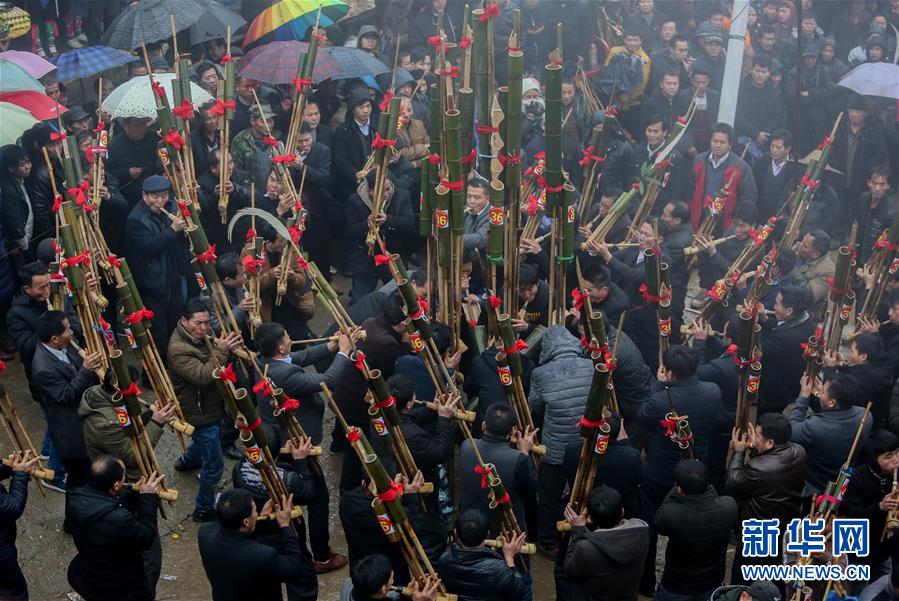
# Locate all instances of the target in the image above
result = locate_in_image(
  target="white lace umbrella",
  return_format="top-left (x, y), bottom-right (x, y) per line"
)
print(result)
top-left (102, 73), bottom-right (214, 120)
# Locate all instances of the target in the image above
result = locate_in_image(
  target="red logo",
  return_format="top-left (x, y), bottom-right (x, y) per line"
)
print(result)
top-left (244, 444), bottom-right (263, 464)
top-left (891, 258), bottom-right (899, 275)
top-left (434, 209), bottom-right (449, 229)
top-left (497, 365), bottom-right (512, 386)
top-left (99, 130), bottom-right (109, 147)
top-left (594, 433), bottom-right (609, 455)
top-left (377, 513), bottom-right (395, 535)
top-left (371, 416), bottom-right (388, 436)
top-left (839, 304), bottom-right (852, 321)
top-left (195, 273), bottom-right (207, 290)
top-left (410, 331), bottom-right (424, 352)
top-left (114, 406), bottom-right (131, 428)
top-left (747, 374), bottom-right (760, 394)
top-left (659, 317), bottom-right (671, 337)
top-left (489, 207), bottom-right (504, 226)
top-left (158, 148), bottom-right (170, 166)
top-left (567, 205), bottom-right (576, 223)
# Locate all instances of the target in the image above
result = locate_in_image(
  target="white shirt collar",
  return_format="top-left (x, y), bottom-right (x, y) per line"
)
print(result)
top-left (709, 153), bottom-right (728, 169)
top-left (42, 343), bottom-right (70, 364)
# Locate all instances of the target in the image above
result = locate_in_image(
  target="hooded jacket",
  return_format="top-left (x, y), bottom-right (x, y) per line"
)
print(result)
top-left (529, 326), bottom-right (596, 465)
top-left (437, 545), bottom-right (528, 601)
top-left (563, 518), bottom-right (649, 601)
top-left (66, 486), bottom-right (158, 601)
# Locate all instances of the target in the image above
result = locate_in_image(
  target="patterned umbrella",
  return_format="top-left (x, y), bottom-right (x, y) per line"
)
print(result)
top-left (0, 91), bottom-right (67, 120)
top-left (243, 0), bottom-right (349, 48)
top-left (0, 50), bottom-right (56, 78)
top-left (0, 60), bottom-right (44, 93)
top-left (102, 0), bottom-right (207, 50)
top-left (238, 42), bottom-right (387, 84)
top-left (0, 104), bottom-right (38, 145)
top-left (102, 73), bottom-right (213, 119)
top-left (54, 46), bottom-right (137, 81)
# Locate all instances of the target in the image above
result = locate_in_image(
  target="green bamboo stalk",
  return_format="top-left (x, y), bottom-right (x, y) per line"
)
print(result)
top-left (472, 8), bottom-right (490, 179)
top-left (559, 183), bottom-right (576, 261)
top-left (487, 180), bottom-right (505, 262)
top-left (445, 109), bottom-right (464, 234)
top-left (542, 61), bottom-right (563, 211)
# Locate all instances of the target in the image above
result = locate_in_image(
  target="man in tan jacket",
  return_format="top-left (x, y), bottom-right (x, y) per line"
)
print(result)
top-left (794, 229), bottom-right (835, 321)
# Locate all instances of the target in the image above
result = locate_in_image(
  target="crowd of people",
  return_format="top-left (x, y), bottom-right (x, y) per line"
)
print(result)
top-left (0, 0), bottom-right (898, 600)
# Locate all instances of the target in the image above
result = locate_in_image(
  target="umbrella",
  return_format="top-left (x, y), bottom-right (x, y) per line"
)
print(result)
top-left (102, 73), bottom-right (213, 119)
top-left (0, 91), bottom-right (68, 121)
top-left (0, 60), bottom-right (44, 93)
top-left (243, 0), bottom-right (349, 48)
top-left (238, 42), bottom-right (388, 84)
top-left (54, 46), bottom-right (137, 81)
top-left (0, 104), bottom-right (39, 145)
top-left (102, 0), bottom-right (207, 50)
top-left (189, 1), bottom-right (246, 46)
top-left (0, 50), bottom-right (56, 78)
top-left (838, 63), bottom-right (899, 100)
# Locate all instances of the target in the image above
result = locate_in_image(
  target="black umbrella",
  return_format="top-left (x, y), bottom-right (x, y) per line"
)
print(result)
top-left (189, 1), bottom-right (246, 46)
top-left (102, 0), bottom-right (207, 50)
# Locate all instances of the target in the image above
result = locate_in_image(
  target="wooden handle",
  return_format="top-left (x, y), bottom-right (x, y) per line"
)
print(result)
top-left (1, 460), bottom-right (54, 481)
top-left (129, 483), bottom-right (178, 501)
top-left (278, 446), bottom-right (323, 457)
top-left (484, 539), bottom-right (536, 554)
top-left (556, 520), bottom-right (573, 532)
top-left (414, 481), bottom-right (435, 494)
top-left (256, 505), bottom-right (303, 521)
top-left (508, 437), bottom-right (546, 455)
top-left (172, 419), bottom-right (195, 436)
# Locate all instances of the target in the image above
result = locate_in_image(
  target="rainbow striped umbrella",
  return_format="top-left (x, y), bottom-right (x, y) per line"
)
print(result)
top-left (243, 0), bottom-right (349, 48)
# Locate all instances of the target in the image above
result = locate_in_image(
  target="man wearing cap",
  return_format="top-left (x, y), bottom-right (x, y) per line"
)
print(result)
top-left (783, 40), bottom-right (835, 154)
top-left (693, 31), bottom-right (726, 93)
top-left (831, 94), bottom-right (889, 215)
top-left (125, 175), bottom-right (190, 358)
top-left (149, 57), bottom-right (171, 74)
top-left (62, 106), bottom-right (92, 137)
top-left (332, 88), bottom-right (375, 213)
top-left (231, 103), bottom-right (279, 190)
top-left (106, 117), bottom-right (162, 207)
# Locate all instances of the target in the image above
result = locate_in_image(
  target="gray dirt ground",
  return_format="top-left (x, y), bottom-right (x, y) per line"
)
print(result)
top-left (9, 272), bottom-right (690, 600)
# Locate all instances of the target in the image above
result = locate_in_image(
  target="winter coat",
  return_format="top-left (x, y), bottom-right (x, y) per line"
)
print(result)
top-left (790, 394), bottom-right (873, 496)
top-left (830, 120), bottom-right (890, 199)
top-left (563, 439), bottom-right (644, 518)
top-left (6, 292), bottom-right (81, 383)
top-left (759, 312), bottom-right (817, 413)
top-left (841, 461), bottom-right (894, 568)
top-left (824, 361), bottom-right (895, 427)
top-left (259, 344), bottom-right (349, 445)
top-left (734, 77), bottom-right (782, 141)
top-left (563, 518), bottom-right (649, 601)
top-left (463, 349), bottom-right (533, 428)
top-left (795, 253), bottom-right (836, 321)
top-left (125, 199), bottom-right (191, 299)
top-left (331, 118), bottom-right (374, 206)
top-left (79, 385), bottom-right (164, 480)
top-left (167, 322), bottom-right (230, 428)
top-left (600, 325), bottom-right (652, 421)
top-left (726, 443), bottom-right (807, 527)
top-left (196, 167), bottom-right (251, 255)
top-left (105, 131), bottom-right (162, 207)
top-left (32, 344), bottom-right (98, 460)
top-left (690, 151), bottom-right (759, 230)
top-left (529, 326), bottom-right (596, 465)
top-left (23, 154), bottom-right (62, 246)
top-left (637, 377), bottom-right (727, 503)
top-left (854, 192), bottom-right (896, 264)
top-left (0, 174), bottom-right (34, 250)
top-left (693, 337), bottom-right (739, 417)
top-left (463, 207), bottom-right (489, 254)
top-left (0, 468), bottom-right (28, 565)
top-left (346, 181), bottom-right (415, 278)
top-left (655, 487), bottom-right (738, 593)
top-left (629, 143), bottom-right (690, 207)
top-left (438, 545), bottom-right (528, 601)
top-left (66, 486), bottom-right (158, 601)
top-left (198, 522), bottom-right (309, 601)
top-left (783, 63), bottom-right (835, 154)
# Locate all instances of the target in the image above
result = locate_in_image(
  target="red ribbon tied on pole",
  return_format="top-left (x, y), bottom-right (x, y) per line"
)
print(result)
top-left (172, 99), bottom-right (194, 119)
top-left (427, 153), bottom-right (441, 165)
top-left (377, 480), bottom-right (404, 503)
top-left (579, 416), bottom-right (605, 428)
top-left (476, 124), bottom-right (498, 135)
top-left (162, 129), bottom-right (185, 150)
top-left (426, 35), bottom-right (445, 52)
top-left (378, 89), bottom-right (393, 112)
top-left (238, 417), bottom-right (263, 432)
top-left (354, 352), bottom-right (367, 371)
top-left (375, 396), bottom-right (395, 410)
top-left (800, 174), bottom-right (818, 190)
top-left (440, 178), bottom-right (464, 191)
top-left (150, 80), bottom-right (166, 99)
top-left (479, 2), bottom-right (500, 20)
top-left (253, 379), bottom-right (273, 397)
top-left (571, 287), bottom-right (586, 310)
top-left (272, 153), bottom-right (297, 164)
top-left (50, 131), bottom-right (66, 141)
top-left (638, 283), bottom-right (670, 303)
top-left (489, 294), bottom-right (502, 309)
top-left (125, 308), bottom-right (154, 324)
top-left (220, 54), bottom-right (232, 65)
top-left (438, 65), bottom-right (459, 79)
top-left (660, 418), bottom-right (677, 437)
top-left (459, 36), bottom-right (472, 49)
top-left (474, 465), bottom-right (492, 489)
top-left (281, 396), bottom-right (300, 412)
top-left (107, 254), bottom-right (121, 268)
top-left (52, 194), bottom-right (63, 212)
top-left (219, 363), bottom-right (238, 383)
top-left (195, 243), bottom-right (217, 264)
top-left (346, 428), bottom-right (361, 443)
top-left (503, 339), bottom-right (529, 354)
top-left (498, 152), bottom-right (520, 166)
top-left (295, 256), bottom-right (310, 271)
top-left (262, 136), bottom-right (279, 149)
top-left (119, 382), bottom-right (141, 397)
top-left (374, 254), bottom-right (391, 266)
top-left (371, 133), bottom-right (396, 150)
top-left (526, 194), bottom-right (539, 216)
top-left (460, 148), bottom-right (478, 165)
top-left (61, 250), bottom-right (91, 268)
top-left (177, 200), bottom-right (191, 219)
top-left (293, 77), bottom-right (312, 92)
top-left (210, 99), bottom-right (236, 116)
top-left (242, 254), bottom-right (264, 273)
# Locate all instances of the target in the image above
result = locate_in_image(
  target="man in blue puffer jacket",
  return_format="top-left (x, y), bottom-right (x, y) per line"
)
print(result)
top-left (529, 325), bottom-right (596, 555)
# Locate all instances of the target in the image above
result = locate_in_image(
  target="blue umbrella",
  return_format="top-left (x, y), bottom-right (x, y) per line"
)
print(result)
top-left (54, 46), bottom-right (137, 81)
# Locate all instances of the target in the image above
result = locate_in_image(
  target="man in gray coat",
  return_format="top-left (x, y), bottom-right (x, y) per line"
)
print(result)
top-left (790, 372), bottom-right (872, 502)
top-left (529, 325), bottom-right (596, 554)
top-left (463, 177), bottom-right (490, 254)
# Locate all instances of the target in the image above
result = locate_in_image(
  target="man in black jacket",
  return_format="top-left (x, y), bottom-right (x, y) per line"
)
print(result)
top-left (831, 95), bottom-right (890, 213)
top-left (758, 285), bottom-right (817, 413)
top-left (0, 145), bottom-right (35, 267)
top-left (727, 413), bottom-right (807, 584)
top-left (654, 460), bottom-right (737, 600)
top-left (734, 56), bottom-right (782, 158)
top-left (579, 263), bottom-right (630, 328)
top-left (659, 200), bottom-right (693, 321)
top-left (752, 130), bottom-right (802, 222)
top-left (0, 451), bottom-right (39, 601)
top-left (125, 175), bottom-right (191, 358)
top-left (340, 554), bottom-right (438, 600)
top-left (32, 310), bottom-right (102, 488)
top-left (197, 149), bottom-right (251, 254)
top-left (199, 488), bottom-right (309, 601)
top-left (332, 89), bottom-right (375, 209)
top-left (629, 115), bottom-right (690, 207)
top-left (67, 455), bottom-right (163, 601)
top-left (640, 72), bottom-right (685, 137)
top-left (854, 168), bottom-right (893, 264)
top-left (438, 509), bottom-right (529, 601)
top-left (105, 117), bottom-right (162, 208)
top-left (294, 122), bottom-right (334, 277)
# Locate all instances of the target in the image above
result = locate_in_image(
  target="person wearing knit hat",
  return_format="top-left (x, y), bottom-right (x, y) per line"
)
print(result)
top-left (783, 35), bottom-right (835, 155)
top-left (818, 36), bottom-right (849, 82)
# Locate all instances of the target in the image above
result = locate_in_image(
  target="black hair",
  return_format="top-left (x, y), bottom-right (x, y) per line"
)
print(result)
top-left (852, 333), bottom-right (883, 362)
top-left (777, 285), bottom-right (810, 316)
top-left (128, 62), bottom-right (147, 75)
top-left (36, 310), bottom-right (68, 343)
top-left (691, 65), bottom-right (711, 78)
top-left (216, 252), bottom-right (242, 281)
top-left (383, 297), bottom-right (406, 326)
top-left (467, 177), bottom-right (490, 195)
top-left (430, 321), bottom-right (452, 356)
top-left (770, 129), bottom-right (792, 148)
top-left (662, 345), bottom-right (698, 379)
top-left (255, 322), bottom-right (287, 358)
top-left (601, 186), bottom-right (623, 199)
top-left (388, 373), bottom-right (416, 410)
top-left (723, 313), bottom-right (743, 342)
top-left (410, 46), bottom-right (431, 63)
top-left (753, 55), bottom-right (773, 69)
top-left (484, 402), bottom-right (517, 437)
top-left (865, 429), bottom-right (899, 461)
top-left (822, 372), bottom-right (858, 410)
top-left (195, 60), bottom-right (217, 77)
top-left (775, 246), bottom-right (796, 275)
top-left (216, 489), bottom-right (256, 530)
top-left (456, 508), bottom-right (489, 546)
top-left (87, 454), bottom-right (125, 490)
top-left (350, 554), bottom-right (394, 597)
top-left (518, 262), bottom-right (539, 288)
top-left (670, 34), bottom-right (688, 47)
top-left (298, 121), bottom-right (312, 135)
top-left (757, 412), bottom-right (792, 445)
top-left (180, 297), bottom-right (210, 320)
top-left (868, 166), bottom-right (890, 184)
top-left (711, 122), bottom-right (735, 145)
top-left (19, 260), bottom-right (49, 285)
top-left (410, 269), bottom-right (430, 287)
top-left (674, 459), bottom-right (708, 494)
top-left (887, 288), bottom-right (899, 308)
top-left (667, 201), bottom-right (690, 224)
top-left (583, 263), bottom-right (611, 290)
top-left (644, 112), bottom-right (670, 131)
top-left (0, 144), bottom-right (28, 171)
top-left (623, 29), bottom-right (643, 41)
top-left (807, 229), bottom-right (830, 256)
top-left (659, 70), bottom-right (681, 84)
top-left (731, 202), bottom-right (758, 225)
top-left (586, 485), bottom-right (622, 529)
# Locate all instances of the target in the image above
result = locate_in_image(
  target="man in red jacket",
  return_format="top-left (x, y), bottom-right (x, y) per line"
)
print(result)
top-left (690, 123), bottom-right (758, 232)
